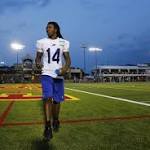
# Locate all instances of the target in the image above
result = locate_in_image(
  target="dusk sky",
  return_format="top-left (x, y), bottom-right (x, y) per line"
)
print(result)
top-left (0, 0), bottom-right (150, 72)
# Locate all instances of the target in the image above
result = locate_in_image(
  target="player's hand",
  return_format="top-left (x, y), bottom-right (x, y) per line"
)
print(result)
top-left (59, 66), bottom-right (68, 76)
top-left (36, 62), bottom-right (42, 69)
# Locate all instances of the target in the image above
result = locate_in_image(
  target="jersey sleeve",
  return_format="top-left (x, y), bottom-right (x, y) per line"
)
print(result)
top-left (36, 40), bottom-right (44, 53)
top-left (63, 40), bottom-right (70, 52)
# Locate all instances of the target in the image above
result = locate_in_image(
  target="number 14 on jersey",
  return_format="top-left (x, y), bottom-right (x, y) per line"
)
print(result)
top-left (46, 48), bottom-right (60, 64)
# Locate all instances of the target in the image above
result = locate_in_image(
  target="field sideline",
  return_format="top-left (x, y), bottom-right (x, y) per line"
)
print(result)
top-left (0, 82), bottom-right (150, 150)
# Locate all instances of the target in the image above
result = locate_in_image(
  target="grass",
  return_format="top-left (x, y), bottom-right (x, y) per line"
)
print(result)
top-left (0, 82), bottom-right (150, 150)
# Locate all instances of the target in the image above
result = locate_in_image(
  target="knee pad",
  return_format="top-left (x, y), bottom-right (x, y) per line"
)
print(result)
top-left (43, 97), bottom-right (52, 101)
top-left (53, 100), bottom-right (60, 104)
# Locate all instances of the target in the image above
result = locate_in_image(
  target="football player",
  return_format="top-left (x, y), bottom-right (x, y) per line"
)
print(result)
top-left (35, 21), bottom-right (71, 141)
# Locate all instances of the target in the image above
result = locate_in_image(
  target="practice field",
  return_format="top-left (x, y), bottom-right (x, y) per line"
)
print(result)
top-left (0, 82), bottom-right (150, 150)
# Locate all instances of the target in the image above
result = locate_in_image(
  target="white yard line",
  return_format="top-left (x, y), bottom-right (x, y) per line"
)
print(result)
top-left (65, 88), bottom-right (150, 107)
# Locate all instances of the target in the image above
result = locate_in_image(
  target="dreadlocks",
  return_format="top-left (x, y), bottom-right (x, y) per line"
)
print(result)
top-left (47, 21), bottom-right (63, 39)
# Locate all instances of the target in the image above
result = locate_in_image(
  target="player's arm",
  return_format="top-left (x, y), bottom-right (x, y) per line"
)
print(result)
top-left (35, 40), bottom-right (43, 69)
top-left (61, 52), bottom-right (71, 76)
top-left (35, 52), bottom-right (43, 69)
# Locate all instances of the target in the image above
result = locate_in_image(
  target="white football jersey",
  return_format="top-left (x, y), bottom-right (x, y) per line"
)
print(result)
top-left (36, 37), bottom-right (70, 78)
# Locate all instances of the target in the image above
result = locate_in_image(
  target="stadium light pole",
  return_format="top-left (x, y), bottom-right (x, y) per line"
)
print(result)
top-left (81, 44), bottom-right (87, 73)
top-left (89, 47), bottom-right (103, 69)
top-left (10, 42), bottom-right (25, 69)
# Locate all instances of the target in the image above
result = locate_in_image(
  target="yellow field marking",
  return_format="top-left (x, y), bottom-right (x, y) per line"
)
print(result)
top-left (29, 87), bottom-right (32, 90)
top-left (24, 93), bottom-right (33, 97)
top-left (0, 99), bottom-right (38, 102)
top-left (0, 93), bottom-right (79, 102)
top-left (65, 94), bottom-right (79, 101)
top-left (0, 84), bottom-right (80, 102)
top-left (0, 93), bottom-right (8, 97)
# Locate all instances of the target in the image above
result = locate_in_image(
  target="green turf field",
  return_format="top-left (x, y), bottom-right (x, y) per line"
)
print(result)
top-left (0, 82), bottom-right (150, 150)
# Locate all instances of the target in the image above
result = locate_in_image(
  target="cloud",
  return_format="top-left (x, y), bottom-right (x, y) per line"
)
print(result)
top-left (107, 30), bottom-right (150, 57)
top-left (0, 0), bottom-right (51, 13)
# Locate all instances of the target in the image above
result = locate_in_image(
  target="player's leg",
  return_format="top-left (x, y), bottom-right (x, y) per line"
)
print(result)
top-left (41, 75), bottom-right (54, 140)
top-left (52, 100), bottom-right (60, 131)
top-left (43, 98), bottom-right (53, 127)
top-left (52, 100), bottom-right (60, 120)
top-left (43, 98), bottom-right (53, 140)
top-left (52, 78), bottom-right (64, 132)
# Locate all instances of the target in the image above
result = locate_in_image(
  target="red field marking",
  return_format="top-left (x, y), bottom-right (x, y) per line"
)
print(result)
top-left (18, 86), bottom-right (28, 88)
top-left (0, 101), bottom-right (15, 126)
top-left (0, 87), bottom-right (5, 88)
top-left (0, 94), bottom-right (71, 101)
top-left (1, 114), bottom-right (150, 127)
top-left (0, 94), bottom-right (41, 99)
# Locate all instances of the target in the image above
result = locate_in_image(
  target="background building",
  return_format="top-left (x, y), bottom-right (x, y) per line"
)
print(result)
top-left (0, 54), bottom-right (150, 83)
top-left (92, 64), bottom-right (150, 82)
top-left (0, 55), bottom-right (84, 83)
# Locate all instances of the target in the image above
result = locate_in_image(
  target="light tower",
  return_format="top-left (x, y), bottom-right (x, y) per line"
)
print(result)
top-left (89, 47), bottom-right (103, 69)
top-left (81, 43), bottom-right (87, 73)
top-left (10, 42), bottom-right (25, 69)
